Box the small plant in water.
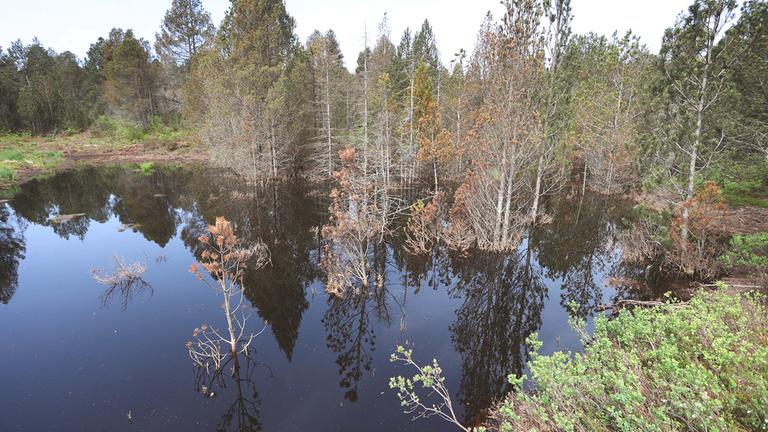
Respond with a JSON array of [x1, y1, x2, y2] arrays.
[[389, 345, 474, 431], [137, 162, 155, 174], [91, 254, 152, 310], [187, 216, 270, 373]]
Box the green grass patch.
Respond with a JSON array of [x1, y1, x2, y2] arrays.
[[0, 135, 65, 187], [489, 288, 768, 431], [0, 148, 24, 161], [0, 166, 15, 182]]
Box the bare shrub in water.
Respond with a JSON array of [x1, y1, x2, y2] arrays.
[[405, 191, 448, 255], [92, 254, 152, 310], [187, 217, 270, 372], [621, 182, 727, 279], [389, 346, 468, 431], [321, 148, 384, 297]]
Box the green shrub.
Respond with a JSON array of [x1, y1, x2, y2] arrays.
[[721, 232, 768, 269], [91, 115, 119, 137], [117, 123, 145, 141], [137, 162, 155, 174], [91, 115, 146, 141], [491, 289, 768, 432], [706, 156, 768, 207], [147, 116, 179, 137]]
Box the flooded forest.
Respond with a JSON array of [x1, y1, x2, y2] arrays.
[[1, 0, 767, 430]]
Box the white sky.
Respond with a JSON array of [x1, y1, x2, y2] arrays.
[[1, 0, 693, 70]]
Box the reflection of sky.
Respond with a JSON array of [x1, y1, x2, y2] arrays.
[[0, 167, 630, 431]]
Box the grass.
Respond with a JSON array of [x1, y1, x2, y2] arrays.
[[0, 166, 15, 182], [0, 115, 194, 192], [489, 287, 768, 432], [0, 137, 65, 184]]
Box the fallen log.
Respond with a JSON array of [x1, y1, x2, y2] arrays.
[[596, 299, 689, 312]]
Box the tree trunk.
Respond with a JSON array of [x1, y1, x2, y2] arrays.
[[530, 156, 544, 223]]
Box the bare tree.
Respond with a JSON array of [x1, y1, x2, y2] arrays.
[[389, 346, 469, 431], [307, 30, 346, 180], [447, 0, 545, 251], [187, 217, 270, 371], [321, 148, 386, 297]]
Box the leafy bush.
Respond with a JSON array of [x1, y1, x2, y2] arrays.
[[491, 289, 768, 432], [90, 115, 119, 137], [91, 115, 145, 141], [146, 116, 182, 141], [721, 232, 768, 269], [137, 162, 155, 174]]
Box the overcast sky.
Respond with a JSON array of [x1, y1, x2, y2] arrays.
[[1, 0, 693, 70]]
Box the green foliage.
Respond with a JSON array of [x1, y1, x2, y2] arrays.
[[137, 162, 155, 174], [91, 115, 144, 141], [155, 0, 214, 68], [0, 148, 24, 161], [706, 155, 768, 207], [491, 289, 768, 431], [721, 232, 768, 269], [146, 116, 183, 141], [0, 166, 15, 182], [90, 115, 119, 137]]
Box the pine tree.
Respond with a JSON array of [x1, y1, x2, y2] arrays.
[[155, 0, 215, 69]]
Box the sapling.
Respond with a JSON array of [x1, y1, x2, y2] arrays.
[[187, 216, 270, 372]]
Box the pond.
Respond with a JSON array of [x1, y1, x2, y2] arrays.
[[0, 165, 645, 431]]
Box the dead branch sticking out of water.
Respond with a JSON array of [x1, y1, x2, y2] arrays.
[[91, 255, 152, 310]]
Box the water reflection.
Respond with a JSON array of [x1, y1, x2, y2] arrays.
[[193, 350, 265, 432], [0, 204, 25, 304], [534, 191, 632, 317], [450, 242, 546, 423], [0, 165, 647, 430]]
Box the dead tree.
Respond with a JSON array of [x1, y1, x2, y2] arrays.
[[187, 217, 270, 372]]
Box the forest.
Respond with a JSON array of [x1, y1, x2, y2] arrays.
[[1, 0, 767, 430]]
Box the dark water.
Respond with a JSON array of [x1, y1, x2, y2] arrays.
[[0, 165, 642, 431]]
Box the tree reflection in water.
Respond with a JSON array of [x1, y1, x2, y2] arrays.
[[534, 190, 633, 317], [323, 291, 374, 402], [449, 238, 546, 424], [193, 350, 266, 432], [0, 204, 26, 304]]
